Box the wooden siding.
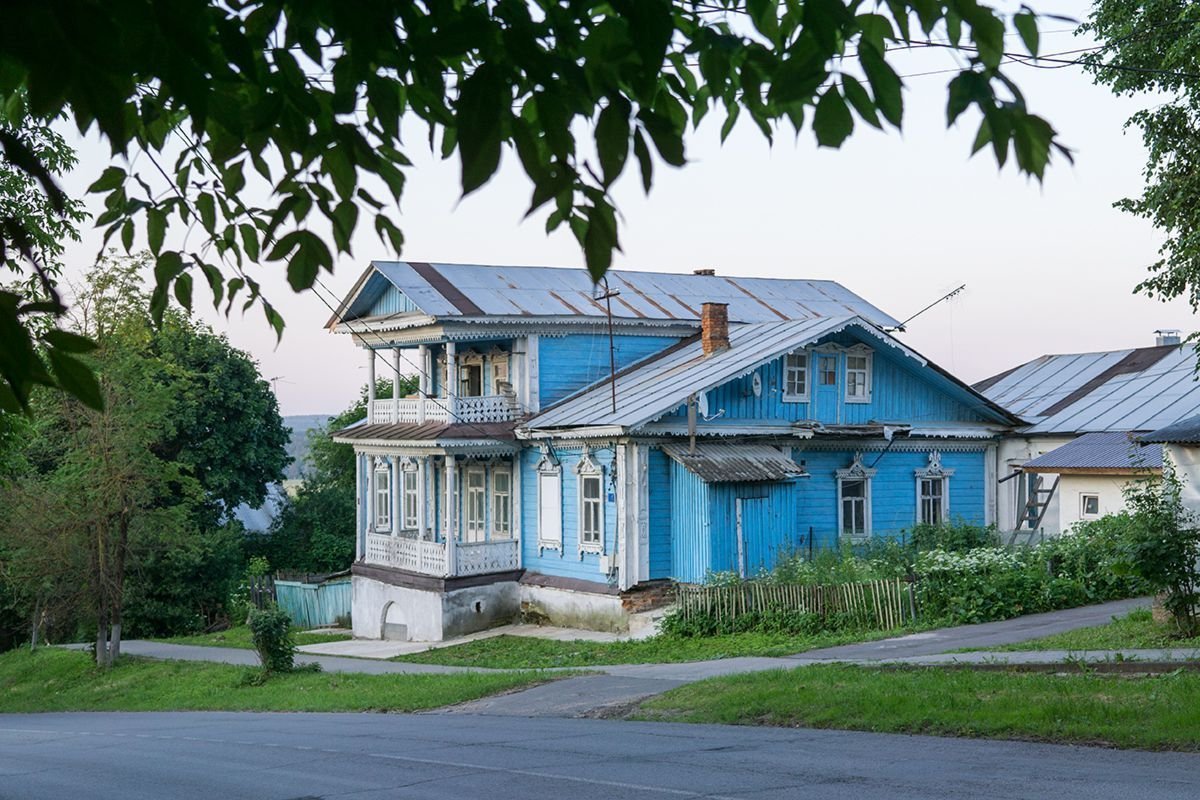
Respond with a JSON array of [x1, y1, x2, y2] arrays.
[[367, 283, 421, 316], [707, 481, 800, 578], [538, 334, 681, 406], [663, 330, 989, 426], [669, 459, 711, 584], [647, 447, 673, 579], [519, 447, 618, 583]]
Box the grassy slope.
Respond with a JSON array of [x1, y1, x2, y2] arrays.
[[634, 664, 1200, 750], [0, 648, 545, 714], [161, 627, 352, 649], [972, 609, 1200, 652], [394, 628, 916, 669]]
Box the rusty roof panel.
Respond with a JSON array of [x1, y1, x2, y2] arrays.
[[661, 442, 807, 483]]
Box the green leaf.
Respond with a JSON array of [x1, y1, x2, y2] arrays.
[[595, 96, 631, 187], [638, 108, 685, 167], [1014, 10, 1039, 57], [46, 349, 103, 411], [173, 273, 194, 309], [147, 207, 166, 254], [860, 47, 904, 128], [88, 166, 127, 193], [42, 329, 98, 354], [813, 88, 853, 148], [120, 218, 134, 252], [842, 76, 881, 129], [456, 64, 509, 195], [632, 127, 653, 194], [196, 193, 217, 231]]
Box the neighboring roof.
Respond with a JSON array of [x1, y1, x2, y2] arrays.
[[523, 316, 1019, 433], [1021, 431, 1163, 473], [331, 261, 902, 329], [661, 442, 807, 483], [1141, 414, 1200, 445], [975, 345, 1200, 435]]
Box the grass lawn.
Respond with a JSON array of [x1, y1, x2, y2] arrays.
[[633, 664, 1200, 750], [0, 647, 546, 714], [160, 626, 352, 650], [394, 627, 915, 669], [968, 609, 1200, 653]]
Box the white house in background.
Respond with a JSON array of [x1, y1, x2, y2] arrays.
[[976, 330, 1200, 537], [1141, 415, 1200, 519]]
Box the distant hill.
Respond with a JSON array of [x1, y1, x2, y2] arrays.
[[283, 414, 332, 480]]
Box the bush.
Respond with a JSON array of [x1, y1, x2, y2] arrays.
[[910, 520, 997, 552], [248, 607, 296, 673]]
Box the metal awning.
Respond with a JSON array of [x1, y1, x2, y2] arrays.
[[661, 442, 807, 483]]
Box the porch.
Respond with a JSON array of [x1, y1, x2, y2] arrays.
[[356, 451, 522, 579]]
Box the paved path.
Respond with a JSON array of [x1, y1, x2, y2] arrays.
[[111, 597, 1166, 717], [2, 711, 1197, 800]]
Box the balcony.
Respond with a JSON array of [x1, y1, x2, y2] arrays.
[[365, 532, 520, 577], [368, 395, 517, 426]]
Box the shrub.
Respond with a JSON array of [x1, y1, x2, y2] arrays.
[[910, 521, 997, 552], [248, 606, 296, 673]]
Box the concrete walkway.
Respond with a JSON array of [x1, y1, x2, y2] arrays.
[[298, 622, 627, 659], [113, 597, 1176, 717]]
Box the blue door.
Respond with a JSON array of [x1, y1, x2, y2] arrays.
[[813, 352, 840, 422]]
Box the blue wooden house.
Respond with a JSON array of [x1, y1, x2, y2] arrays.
[[330, 262, 1019, 641]]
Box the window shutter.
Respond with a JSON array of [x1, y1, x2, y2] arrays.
[[538, 470, 563, 547]]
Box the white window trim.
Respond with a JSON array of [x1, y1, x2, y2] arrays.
[[489, 347, 512, 395], [1079, 492, 1101, 520], [844, 344, 873, 404], [463, 465, 487, 542], [836, 452, 877, 540], [401, 458, 419, 531], [782, 349, 810, 403], [914, 451, 955, 525], [372, 457, 392, 532], [491, 464, 513, 539], [535, 449, 563, 552], [575, 446, 605, 557]]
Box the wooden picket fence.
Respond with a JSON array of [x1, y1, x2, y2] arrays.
[[675, 577, 915, 630]]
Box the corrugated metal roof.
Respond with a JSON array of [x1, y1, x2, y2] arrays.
[[1021, 431, 1163, 472], [661, 442, 807, 483], [330, 421, 517, 442], [339, 261, 901, 328], [525, 317, 865, 430], [1141, 414, 1200, 445], [976, 345, 1200, 434]]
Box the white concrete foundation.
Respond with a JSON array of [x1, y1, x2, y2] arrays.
[[352, 574, 520, 642], [519, 583, 628, 633]]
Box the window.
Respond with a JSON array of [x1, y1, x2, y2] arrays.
[[492, 467, 512, 538], [836, 453, 876, 539], [845, 351, 871, 402], [840, 479, 868, 536], [402, 468, 419, 530], [914, 451, 953, 526], [782, 352, 808, 402], [459, 363, 483, 397], [580, 474, 603, 551], [919, 477, 945, 525], [1080, 493, 1100, 519], [464, 466, 486, 542], [492, 356, 511, 394], [536, 454, 563, 549], [372, 461, 391, 531], [818, 355, 837, 386]]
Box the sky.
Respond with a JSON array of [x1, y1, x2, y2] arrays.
[[52, 0, 1192, 417]]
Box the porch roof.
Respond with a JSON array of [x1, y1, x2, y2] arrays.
[[330, 420, 518, 450], [661, 442, 808, 483]]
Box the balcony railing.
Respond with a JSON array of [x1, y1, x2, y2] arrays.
[[368, 394, 516, 426], [364, 532, 520, 577]]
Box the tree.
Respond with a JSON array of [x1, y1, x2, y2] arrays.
[[256, 378, 416, 573], [1083, 2, 1200, 315], [0, 1, 1069, 410]]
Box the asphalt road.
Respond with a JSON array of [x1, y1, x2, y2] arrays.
[[1, 712, 1196, 800]]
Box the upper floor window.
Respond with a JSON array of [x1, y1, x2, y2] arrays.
[[782, 352, 808, 402], [818, 355, 837, 386], [372, 459, 391, 531], [845, 348, 872, 403], [492, 466, 512, 539], [491, 352, 511, 394]]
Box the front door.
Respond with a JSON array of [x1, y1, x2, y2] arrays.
[[812, 352, 839, 422]]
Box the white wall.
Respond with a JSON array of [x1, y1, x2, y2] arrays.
[[1053, 475, 1140, 535], [1164, 444, 1200, 520], [995, 436, 1073, 532]]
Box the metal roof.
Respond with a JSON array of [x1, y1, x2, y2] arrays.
[[335, 261, 902, 328], [1141, 414, 1200, 445], [330, 421, 517, 443], [660, 442, 807, 483], [975, 345, 1200, 434], [1021, 431, 1163, 472], [522, 316, 1014, 432]]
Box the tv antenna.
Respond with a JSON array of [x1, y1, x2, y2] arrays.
[[888, 284, 966, 331]]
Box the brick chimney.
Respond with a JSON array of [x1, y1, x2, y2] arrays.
[[701, 302, 730, 356]]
